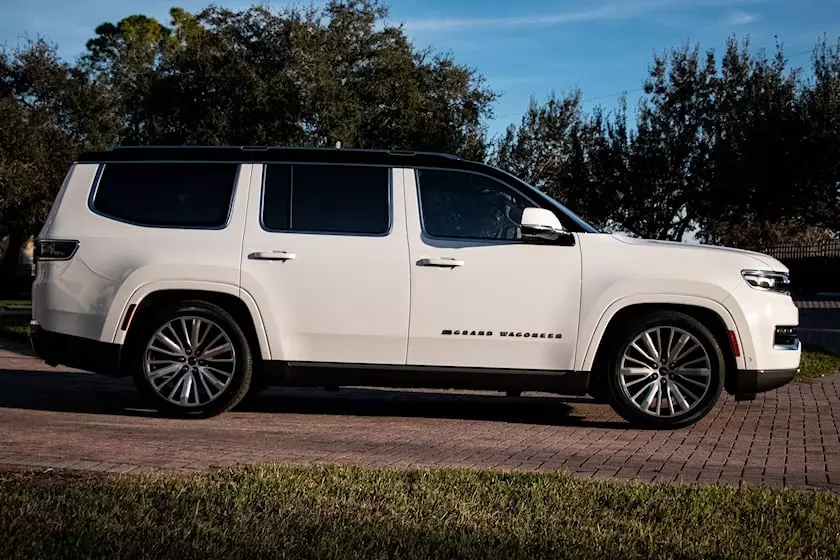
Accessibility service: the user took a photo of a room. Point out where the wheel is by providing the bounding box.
[127,300,253,418]
[605,310,724,429]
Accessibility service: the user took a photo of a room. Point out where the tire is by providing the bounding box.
[605,310,725,429]
[127,300,253,418]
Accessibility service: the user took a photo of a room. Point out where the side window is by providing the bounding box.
[92,162,238,228]
[262,164,390,235]
[417,168,533,240]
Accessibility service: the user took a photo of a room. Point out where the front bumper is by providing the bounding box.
[727,367,798,400]
[30,321,123,376]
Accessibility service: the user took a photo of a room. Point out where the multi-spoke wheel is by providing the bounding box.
[129,300,253,417]
[605,311,724,429]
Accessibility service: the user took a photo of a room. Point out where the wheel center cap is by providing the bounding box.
[659,367,669,376]
[187,356,197,366]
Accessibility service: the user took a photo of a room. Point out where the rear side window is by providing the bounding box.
[92,162,238,228]
[262,164,389,235]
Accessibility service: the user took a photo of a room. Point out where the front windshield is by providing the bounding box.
[497,168,601,234]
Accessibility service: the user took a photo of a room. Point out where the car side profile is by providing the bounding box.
[29,146,801,428]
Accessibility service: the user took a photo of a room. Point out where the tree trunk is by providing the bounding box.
[0,229,25,299]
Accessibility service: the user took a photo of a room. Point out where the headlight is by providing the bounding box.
[741,269,791,294]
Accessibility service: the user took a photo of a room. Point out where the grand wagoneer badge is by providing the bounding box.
[441,329,562,339]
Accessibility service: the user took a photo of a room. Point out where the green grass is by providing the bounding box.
[799,345,840,380]
[0,299,30,307]
[0,465,838,560]
[0,313,28,343]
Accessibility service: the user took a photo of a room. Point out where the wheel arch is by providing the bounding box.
[115,283,271,371]
[581,297,747,377]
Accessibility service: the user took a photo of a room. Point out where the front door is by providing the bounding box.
[403,167,582,371]
[240,162,410,365]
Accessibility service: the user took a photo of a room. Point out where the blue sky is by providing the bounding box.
[1,0,838,138]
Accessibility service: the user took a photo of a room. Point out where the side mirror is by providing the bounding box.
[520,207,567,242]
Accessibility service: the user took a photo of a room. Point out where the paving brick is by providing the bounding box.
[1,341,840,491]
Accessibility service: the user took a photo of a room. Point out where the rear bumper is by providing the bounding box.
[727,367,798,400]
[30,322,123,376]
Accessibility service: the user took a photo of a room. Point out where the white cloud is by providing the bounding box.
[399,0,764,33]
[721,10,759,26]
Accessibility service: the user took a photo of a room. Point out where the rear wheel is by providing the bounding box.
[128,300,253,418]
[605,310,724,429]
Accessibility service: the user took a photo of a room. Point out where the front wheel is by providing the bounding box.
[128,300,253,418]
[605,311,725,429]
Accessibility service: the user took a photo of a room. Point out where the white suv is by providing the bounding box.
[29,146,801,428]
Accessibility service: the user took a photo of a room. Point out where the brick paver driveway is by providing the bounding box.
[1,337,839,491]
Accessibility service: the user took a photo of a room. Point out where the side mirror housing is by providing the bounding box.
[520,207,568,243]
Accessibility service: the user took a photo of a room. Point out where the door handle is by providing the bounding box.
[417,257,464,268]
[248,251,296,261]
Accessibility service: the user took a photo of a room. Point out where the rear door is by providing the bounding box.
[240,162,410,365]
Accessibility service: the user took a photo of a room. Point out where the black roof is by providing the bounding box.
[77,145,470,168]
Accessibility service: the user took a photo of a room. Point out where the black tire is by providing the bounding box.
[240,370,271,404]
[605,310,725,429]
[127,300,253,418]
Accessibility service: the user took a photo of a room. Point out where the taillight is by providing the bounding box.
[34,239,79,261]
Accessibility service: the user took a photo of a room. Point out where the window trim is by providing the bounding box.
[414,166,546,244]
[258,161,394,238]
[87,161,241,231]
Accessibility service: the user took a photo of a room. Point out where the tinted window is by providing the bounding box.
[262,164,389,234]
[93,162,238,228]
[417,169,533,240]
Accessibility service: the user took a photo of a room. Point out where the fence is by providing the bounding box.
[747,241,840,295]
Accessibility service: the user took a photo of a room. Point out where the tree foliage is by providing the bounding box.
[0,38,116,295]
[495,36,840,244]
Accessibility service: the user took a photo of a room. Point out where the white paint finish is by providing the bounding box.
[105,280,271,361]
[33,163,252,342]
[574,234,796,371]
[34,155,801,386]
[402,168,583,370]
[723,281,801,371]
[579,294,746,371]
[239,164,411,364]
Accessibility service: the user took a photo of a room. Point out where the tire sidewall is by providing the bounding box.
[606,312,725,429]
[129,301,253,418]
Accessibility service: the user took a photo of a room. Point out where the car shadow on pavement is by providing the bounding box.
[237,387,624,428]
[0,363,624,428]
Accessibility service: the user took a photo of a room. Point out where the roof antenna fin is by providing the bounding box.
[335,141,342,149]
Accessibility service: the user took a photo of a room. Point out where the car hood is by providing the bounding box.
[609,235,786,271]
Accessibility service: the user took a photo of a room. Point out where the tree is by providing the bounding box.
[798,37,840,235]
[697,37,806,247]
[0,39,116,296]
[83,0,497,156]
[82,14,172,144]
[616,43,716,241]
[492,90,619,227]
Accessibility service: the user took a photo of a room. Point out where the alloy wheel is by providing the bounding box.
[143,316,237,407]
[618,326,713,418]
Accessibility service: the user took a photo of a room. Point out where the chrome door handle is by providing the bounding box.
[248,251,296,261]
[417,257,464,268]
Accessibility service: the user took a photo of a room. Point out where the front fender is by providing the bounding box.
[577,293,750,371]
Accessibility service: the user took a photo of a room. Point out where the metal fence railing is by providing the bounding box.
[741,241,840,295]
[753,242,840,261]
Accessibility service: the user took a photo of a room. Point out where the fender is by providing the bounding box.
[102,279,273,360]
[577,293,750,372]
